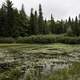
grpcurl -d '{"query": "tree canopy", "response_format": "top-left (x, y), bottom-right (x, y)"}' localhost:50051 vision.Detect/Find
top-left (0, 0), bottom-right (80, 37)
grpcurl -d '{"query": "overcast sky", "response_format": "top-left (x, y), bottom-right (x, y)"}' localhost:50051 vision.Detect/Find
top-left (0, 0), bottom-right (80, 20)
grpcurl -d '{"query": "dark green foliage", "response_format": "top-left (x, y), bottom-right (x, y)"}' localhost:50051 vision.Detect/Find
top-left (0, 37), bottom-right (15, 43)
top-left (34, 11), bottom-right (39, 35)
top-left (43, 19), bottom-right (49, 34)
top-left (0, 4), bottom-right (7, 37)
top-left (16, 35), bottom-right (80, 44)
top-left (6, 0), bottom-right (15, 37)
top-left (19, 4), bottom-right (28, 37)
top-left (0, 0), bottom-right (28, 37)
top-left (56, 36), bottom-right (80, 44)
top-left (16, 35), bottom-right (56, 44)
top-left (29, 8), bottom-right (34, 35)
top-left (0, 0), bottom-right (80, 44)
top-left (54, 20), bottom-right (65, 34)
top-left (73, 16), bottom-right (80, 36)
top-left (38, 4), bottom-right (44, 34)
top-left (50, 14), bottom-right (55, 33)
top-left (0, 35), bottom-right (80, 44)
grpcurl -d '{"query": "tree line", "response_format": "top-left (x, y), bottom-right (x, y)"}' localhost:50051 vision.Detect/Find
top-left (0, 0), bottom-right (80, 37)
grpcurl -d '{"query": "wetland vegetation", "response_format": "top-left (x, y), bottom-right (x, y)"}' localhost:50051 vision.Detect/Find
top-left (0, 0), bottom-right (80, 80)
top-left (0, 44), bottom-right (80, 80)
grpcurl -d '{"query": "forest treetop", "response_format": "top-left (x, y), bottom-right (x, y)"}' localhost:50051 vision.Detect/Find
top-left (0, 0), bottom-right (80, 37)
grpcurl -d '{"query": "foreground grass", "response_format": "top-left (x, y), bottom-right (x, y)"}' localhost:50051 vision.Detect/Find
top-left (48, 62), bottom-right (80, 80)
top-left (0, 43), bottom-right (80, 80)
top-left (0, 43), bottom-right (80, 52)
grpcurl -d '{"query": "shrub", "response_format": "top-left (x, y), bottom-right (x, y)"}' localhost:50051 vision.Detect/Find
top-left (0, 35), bottom-right (80, 44)
top-left (0, 37), bottom-right (15, 43)
top-left (56, 36), bottom-right (80, 44)
top-left (16, 35), bottom-right (80, 44)
top-left (16, 35), bottom-right (56, 44)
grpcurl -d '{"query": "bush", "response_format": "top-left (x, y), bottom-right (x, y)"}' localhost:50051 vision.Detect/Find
top-left (56, 36), bottom-right (80, 44)
top-left (0, 35), bottom-right (80, 44)
top-left (16, 35), bottom-right (80, 44)
top-left (0, 37), bottom-right (15, 43)
top-left (16, 35), bottom-right (56, 44)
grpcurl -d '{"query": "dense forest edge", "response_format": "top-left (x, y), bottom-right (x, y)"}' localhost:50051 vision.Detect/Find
top-left (0, 0), bottom-right (80, 44)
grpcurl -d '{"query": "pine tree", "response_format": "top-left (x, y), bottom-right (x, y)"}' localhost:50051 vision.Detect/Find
top-left (50, 14), bottom-right (55, 33)
top-left (43, 19), bottom-right (49, 34)
top-left (34, 11), bottom-right (39, 35)
top-left (64, 19), bottom-right (68, 33)
top-left (0, 4), bottom-right (7, 37)
top-left (12, 8), bottom-right (21, 37)
top-left (19, 4), bottom-right (28, 36)
top-left (5, 0), bottom-right (15, 37)
top-left (68, 17), bottom-right (72, 28)
top-left (74, 16), bottom-right (79, 36)
top-left (38, 4), bottom-right (43, 34)
top-left (29, 8), bottom-right (35, 35)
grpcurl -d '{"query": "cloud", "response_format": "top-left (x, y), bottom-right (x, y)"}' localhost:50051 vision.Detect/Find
top-left (1, 0), bottom-right (80, 20)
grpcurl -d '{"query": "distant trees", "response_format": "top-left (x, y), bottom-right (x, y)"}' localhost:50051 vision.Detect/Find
top-left (0, 0), bottom-right (28, 37)
top-left (6, 0), bottom-right (14, 37)
top-left (67, 16), bottom-right (80, 36)
top-left (19, 4), bottom-right (28, 36)
top-left (38, 4), bottom-right (43, 34)
top-left (50, 14), bottom-right (55, 34)
top-left (0, 0), bottom-right (14, 37)
top-left (0, 0), bottom-right (80, 37)
top-left (0, 4), bottom-right (7, 37)
top-left (34, 11), bottom-right (39, 35)
top-left (29, 8), bottom-right (35, 35)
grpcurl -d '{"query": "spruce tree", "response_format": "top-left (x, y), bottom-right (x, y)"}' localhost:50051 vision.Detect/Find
top-left (38, 4), bottom-right (43, 34)
top-left (12, 8), bottom-right (21, 37)
top-left (74, 16), bottom-right (79, 36)
top-left (19, 4), bottom-right (28, 36)
top-left (34, 11), bottom-right (39, 35)
top-left (0, 4), bottom-right (7, 37)
top-left (29, 8), bottom-right (35, 35)
top-left (5, 0), bottom-right (15, 37)
top-left (43, 19), bottom-right (49, 34)
top-left (50, 14), bottom-right (55, 33)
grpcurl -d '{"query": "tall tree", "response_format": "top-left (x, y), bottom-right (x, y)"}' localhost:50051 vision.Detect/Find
top-left (38, 4), bottom-right (43, 34)
top-left (6, 0), bottom-right (13, 36)
top-left (19, 4), bottom-right (28, 36)
top-left (74, 16), bottom-right (79, 36)
top-left (29, 8), bottom-right (35, 35)
top-left (50, 14), bottom-right (55, 33)
top-left (5, 0), bottom-right (15, 37)
top-left (0, 4), bottom-right (7, 37)
top-left (12, 8), bottom-right (21, 37)
top-left (55, 21), bottom-right (64, 34)
top-left (34, 10), bottom-right (39, 35)
top-left (43, 19), bottom-right (49, 34)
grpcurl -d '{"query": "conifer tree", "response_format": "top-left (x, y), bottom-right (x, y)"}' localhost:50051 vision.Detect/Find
top-left (19, 4), bottom-right (28, 36)
top-left (34, 11), bottom-right (39, 35)
top-left (29, 8), bottom-right (35, 35)
top-left (0, 4), bottom-right (7, 37)
top-left (38, 4), bottom-right (43, 34)
top-left (5, 0), bottom-right (15, 37)
top-left (43, 19), bottom-right (49, 34)
top-left (74, 16), bottom-right (79, 36)
top-left (50, 14), bottom-right (55, 33)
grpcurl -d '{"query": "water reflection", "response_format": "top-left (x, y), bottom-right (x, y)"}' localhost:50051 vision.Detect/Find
top-left (0, 49), bottom-right (80, 80)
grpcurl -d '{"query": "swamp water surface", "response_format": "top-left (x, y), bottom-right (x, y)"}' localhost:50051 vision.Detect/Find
top-left (0, 44), bottom-right (80, 80)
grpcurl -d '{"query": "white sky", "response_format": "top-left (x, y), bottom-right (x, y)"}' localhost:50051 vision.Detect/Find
top-left (0, 0), bottom-right (80, 20)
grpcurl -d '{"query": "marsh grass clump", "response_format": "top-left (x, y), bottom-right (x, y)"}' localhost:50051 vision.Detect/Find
top-left (0, 69), bottom-right (22, 80)
top-left (0, 44), bottom-right (79, 80)
top-left (47, 62), bottom-right (80, 80)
